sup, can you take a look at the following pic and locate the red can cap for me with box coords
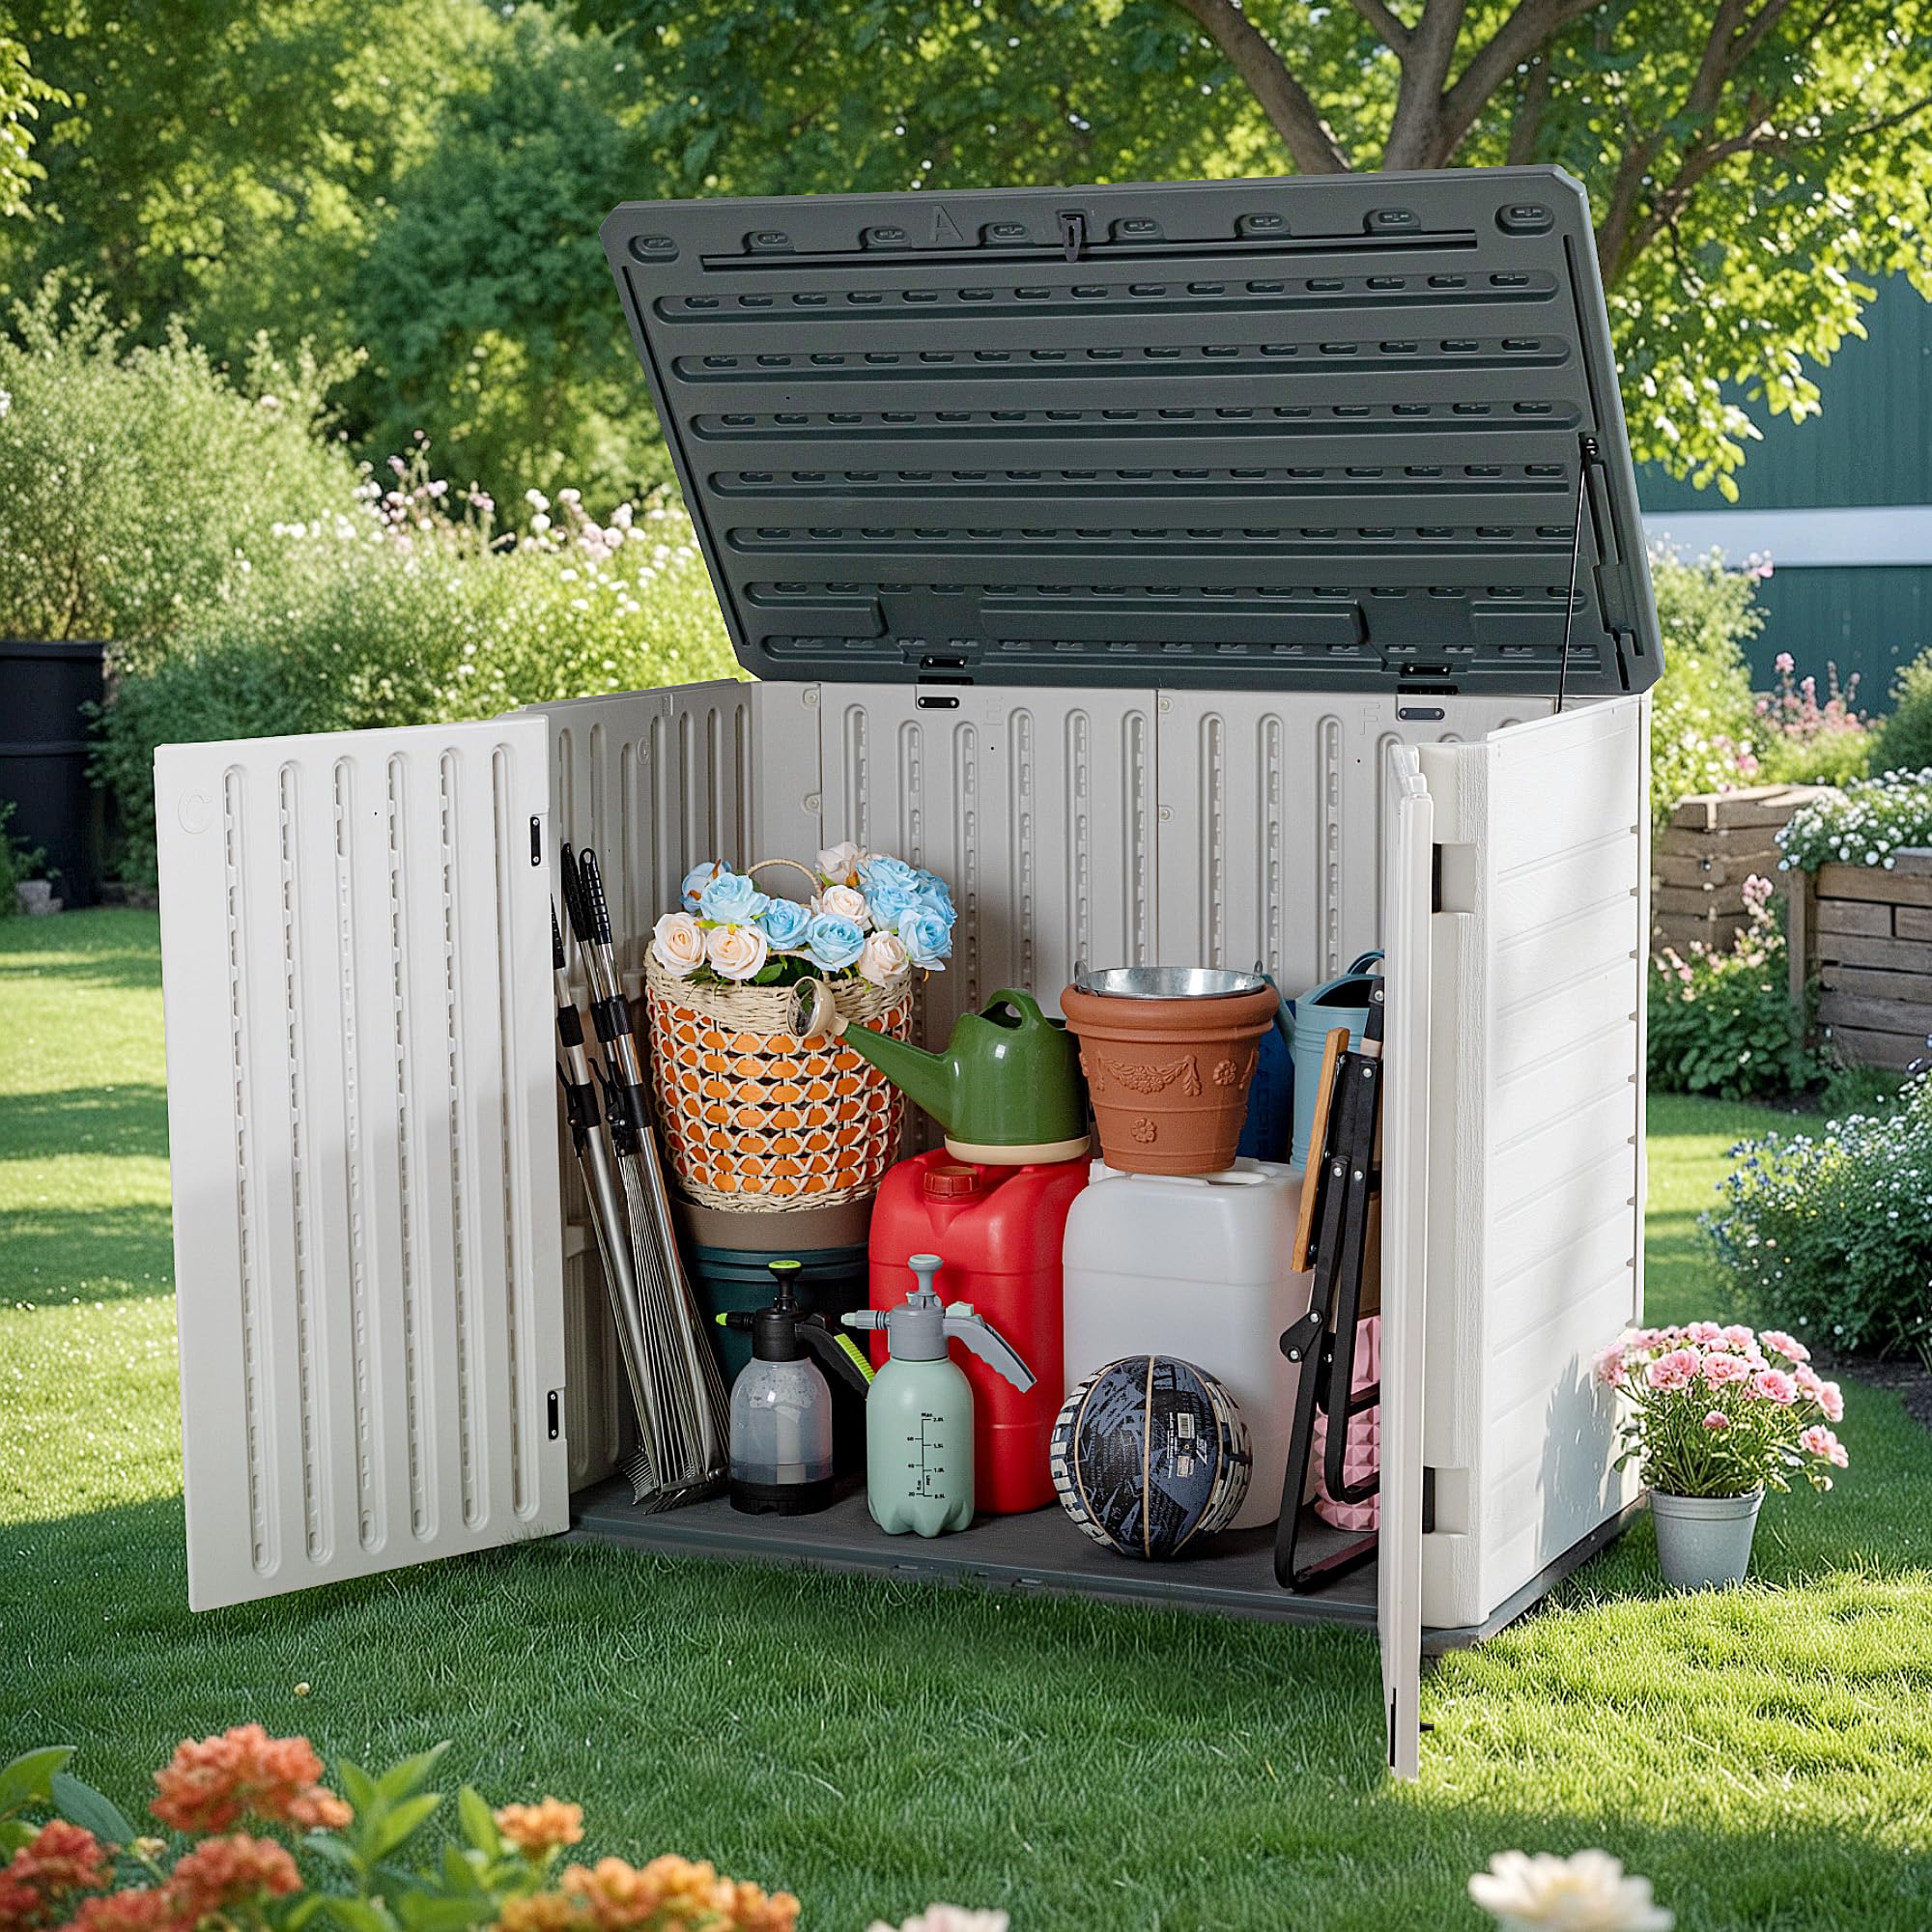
[923,1161,982,1201]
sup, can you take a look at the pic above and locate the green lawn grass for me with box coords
[4,911,1929,1931]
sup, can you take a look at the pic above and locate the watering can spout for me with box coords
[793,978,960,1127]
[793,980,1090,1167]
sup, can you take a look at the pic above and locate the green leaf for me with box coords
[0,1819,39,1853]
[51,1775,136,1848]
[456,1787,500,1861]
[440,1843,489,1895]
[368,1791,443,1861]
[375,1745,448,1805]
[323,1897,396,1932]
[302,1833,362,1871]
[0,1747,74,1814]
[394,1894,496,1932]
[336,1762,382,1818]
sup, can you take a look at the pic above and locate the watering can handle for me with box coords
[1346,950,1384,975]
[983,989,1047,1025]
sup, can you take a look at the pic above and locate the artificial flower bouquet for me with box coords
[1594,1321,1847,1498]
[650,842,954,991]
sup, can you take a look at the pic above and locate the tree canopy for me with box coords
[580,0,1932,497]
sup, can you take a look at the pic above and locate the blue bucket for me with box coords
[1288,952,1382,1169]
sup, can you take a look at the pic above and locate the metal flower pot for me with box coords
[1649,1488,1765,1589]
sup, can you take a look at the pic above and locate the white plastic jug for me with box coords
[1061,1157,1313,1532]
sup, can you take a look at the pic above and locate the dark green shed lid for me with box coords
[601,167,1662,698]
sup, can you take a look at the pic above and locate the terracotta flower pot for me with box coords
[1062,971,1281,1176]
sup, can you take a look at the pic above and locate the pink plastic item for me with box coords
[1312,1315,1380,1531]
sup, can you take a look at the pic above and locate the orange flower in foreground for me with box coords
[495,1801,585,1857]
[561,1857,796,1932]
[151,1727,351,1835]
[60,1891,180,1932]
[0,1823,112,1932]
[496,1895,585,1932]
[164,1834,299,1920]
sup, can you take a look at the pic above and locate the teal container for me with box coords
[1288,952,1382,1169]
[690,1242,870,1473]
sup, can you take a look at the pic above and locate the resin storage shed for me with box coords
[154,165,1661,1777]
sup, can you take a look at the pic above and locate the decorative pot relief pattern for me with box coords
[1130,1118,1158,1144]
[1091,1050,1202,1097]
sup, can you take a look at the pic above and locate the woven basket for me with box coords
[642,860,912,1211]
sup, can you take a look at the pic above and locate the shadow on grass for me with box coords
[0,907,162,990]
[0,1085,170,1162]
[0,1203,174,1302]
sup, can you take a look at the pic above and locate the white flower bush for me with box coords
[1777,767,1932,871]
[1469,1851,1672,1931]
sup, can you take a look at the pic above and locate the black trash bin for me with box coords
[0,640,107,908]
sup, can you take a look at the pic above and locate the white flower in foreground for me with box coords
[705,921,770,981]
[1469,1851,1672,1931]
[867,1912,1009,1932]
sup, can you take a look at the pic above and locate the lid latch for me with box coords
[1057,210,1087,263]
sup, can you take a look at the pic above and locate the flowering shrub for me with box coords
[1647,876,1814,1100]
[0,277,357,651]
[651,845,955,989]
[1875,645,1932,776]
[94,455,737,884]
[0,1731,795,1932]
[1645,547,1766,829]
[1706,1069,1932,1359]
[1469,1850,1671,1931]
[1751,653,1872,787]
[1594,1322,1848,1499]
[1776,766,1932,872]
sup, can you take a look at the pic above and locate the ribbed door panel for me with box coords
[156,719,566,1610]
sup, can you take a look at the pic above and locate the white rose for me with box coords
[705,922,770,981]
[857,929,911,987]
[813,883,872,928]
[651,911,705,979]
[816,839,865,887]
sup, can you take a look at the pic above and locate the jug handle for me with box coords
[983,988,1048,1026]
[1346,950,1384,975]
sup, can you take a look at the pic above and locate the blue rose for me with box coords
[912,867,954,911]
[758,896,811,951]
[859,854,920,896]
[698,869,769,925]
[864,879,919,927]
[805,912,867,973]
[897,903,952,970]
[681,861,725,911]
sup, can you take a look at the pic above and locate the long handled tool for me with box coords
[560,843,727,1510]
[1275,982,1385,1591]
[553,905,662,1498]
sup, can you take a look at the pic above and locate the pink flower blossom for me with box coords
[1776,652,1795,673]
[1800,1425,1849,1468]
[1816,1378,1844,1423]
[1593,1342,1630,1389]
[1646,1348,1702,1392]
[1723,1324,1756,1349]
[1686,1321,1727,1346]
[1702,1352,1750,1387]
[1759,1329,1810,1363]
[1703,1410,1731,1431]
[1750,1368,1798,1406]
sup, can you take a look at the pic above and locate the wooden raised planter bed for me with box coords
[1790,849,1932,1070]
[1652,783,1828,957]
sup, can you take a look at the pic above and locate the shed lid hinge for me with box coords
[1058,210,1087,262]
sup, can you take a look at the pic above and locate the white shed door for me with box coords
[1378,749,1435,1778]
[155,718,568,1610]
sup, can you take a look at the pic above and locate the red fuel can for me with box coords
[867,1148,1089,1514]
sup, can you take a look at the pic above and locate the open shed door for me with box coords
[1378,748,1435,1777]
[155,717,568,1610]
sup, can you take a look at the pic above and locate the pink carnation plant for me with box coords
[1593,1323,1847,1499]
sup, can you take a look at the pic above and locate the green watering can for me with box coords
[796,982,1090,1166]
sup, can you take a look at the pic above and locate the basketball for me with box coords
[1050,1355,1251,1560]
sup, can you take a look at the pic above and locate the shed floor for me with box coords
[569,1480,1640,1651]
